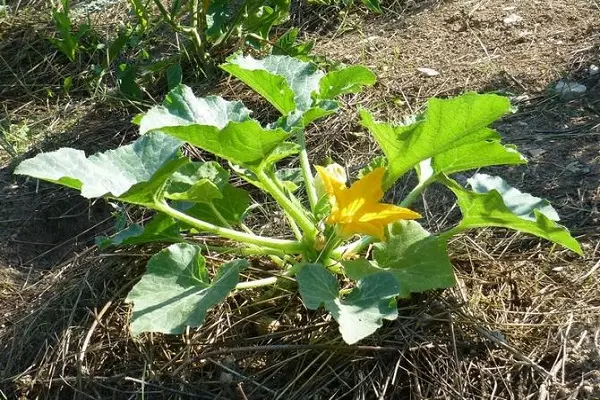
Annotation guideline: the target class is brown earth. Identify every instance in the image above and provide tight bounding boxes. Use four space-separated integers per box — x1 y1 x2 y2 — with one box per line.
1 0 599 399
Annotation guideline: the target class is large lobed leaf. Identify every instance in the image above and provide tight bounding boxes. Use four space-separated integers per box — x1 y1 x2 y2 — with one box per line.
139 84 289 166
221 54 324 114
343 221 456 298
441 174 582 255
14 132 183 199
361 93 523 188
297 264 399 344
221 54 375 126
126 243 247 335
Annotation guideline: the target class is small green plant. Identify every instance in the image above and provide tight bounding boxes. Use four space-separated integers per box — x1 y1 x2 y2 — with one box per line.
47 0 93 62
309 0 382 13
0 120 31 158
136 0 291 75
15 54 582 344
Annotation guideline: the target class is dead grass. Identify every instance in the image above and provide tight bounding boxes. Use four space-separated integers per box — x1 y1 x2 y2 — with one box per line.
1 0 600 399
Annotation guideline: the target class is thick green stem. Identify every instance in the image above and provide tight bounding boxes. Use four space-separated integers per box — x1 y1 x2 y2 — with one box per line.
296 130 319 212
235 277 279 290
255 169 317 241
399 175 437 207
201 244 285 257
315 231 343 264
437 225 466 242
269 172 304 240
331 235 375 259
155 200 304 253
234 260 303 291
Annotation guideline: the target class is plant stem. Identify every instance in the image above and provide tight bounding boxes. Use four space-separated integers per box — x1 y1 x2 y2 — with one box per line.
331 235 374 259
200 244 285 257
235 277 279 290
437 225 465 242
296 129 319 212
255 169 317 241
155 200 304 253
399 175 437 207
208 203 233 228
234 260 303 291
269 173 303 240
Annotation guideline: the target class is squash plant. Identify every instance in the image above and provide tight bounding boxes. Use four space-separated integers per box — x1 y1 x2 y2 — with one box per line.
15 54 582 344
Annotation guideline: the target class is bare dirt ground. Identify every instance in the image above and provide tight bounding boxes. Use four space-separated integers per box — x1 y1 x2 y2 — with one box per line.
1 0 599 399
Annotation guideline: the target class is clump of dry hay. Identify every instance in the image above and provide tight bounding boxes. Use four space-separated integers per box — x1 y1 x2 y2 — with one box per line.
1 231 599 399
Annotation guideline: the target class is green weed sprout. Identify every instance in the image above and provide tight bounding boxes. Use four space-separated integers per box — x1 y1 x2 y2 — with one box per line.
15 54 582 344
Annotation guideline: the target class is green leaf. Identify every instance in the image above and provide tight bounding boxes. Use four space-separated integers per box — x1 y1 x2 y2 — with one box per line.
140 85 251 132
274 27 299 51
357 156 387 179
222 53 323 114
14 132 183 199
139 85 289 165
261 141 301 168
343 221 456 297
161 123 288 166
275 167 303 192
165 161 228 203
186 184 251 227
335 272 398 344
106 30 129 68
166 63 182 90
222 55 374 128
297 263 339 309
118 158 189 206
126 243 247 335
297 264 399 344
442 174 583 255
207 0 289 43
361 93 512 188
96 213 182 249
360 0 381 12
241 0 290 41
117 63 142 101
375 221 455 296
319 66 376 99
422 139 526 180
273 27 315 58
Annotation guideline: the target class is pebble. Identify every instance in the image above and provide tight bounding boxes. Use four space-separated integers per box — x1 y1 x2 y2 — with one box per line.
504 13 523 25
417 67 440 77
589 64 599 76
527 148 546 158
554 80 586 100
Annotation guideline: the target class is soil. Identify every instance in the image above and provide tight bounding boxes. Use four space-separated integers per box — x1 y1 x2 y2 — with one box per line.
0 0 599 399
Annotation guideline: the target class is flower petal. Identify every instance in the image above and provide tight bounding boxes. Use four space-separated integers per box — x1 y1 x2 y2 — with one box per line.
315 165 346 195
345 167 385 204
339 220 386 241
358 204 422 224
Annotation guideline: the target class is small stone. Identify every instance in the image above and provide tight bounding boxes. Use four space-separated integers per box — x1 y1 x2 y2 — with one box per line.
528 148 546 158
582 385 594 396
511 94 530 103
417 67 440 77
555 80 586 100
589 64 599 76
220 372 233 384
504 13 523 25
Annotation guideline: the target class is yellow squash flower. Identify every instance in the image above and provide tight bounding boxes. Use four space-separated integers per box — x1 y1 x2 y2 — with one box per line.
315 166 421 241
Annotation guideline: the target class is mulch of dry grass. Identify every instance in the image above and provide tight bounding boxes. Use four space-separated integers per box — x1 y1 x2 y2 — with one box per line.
1 0 600 399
